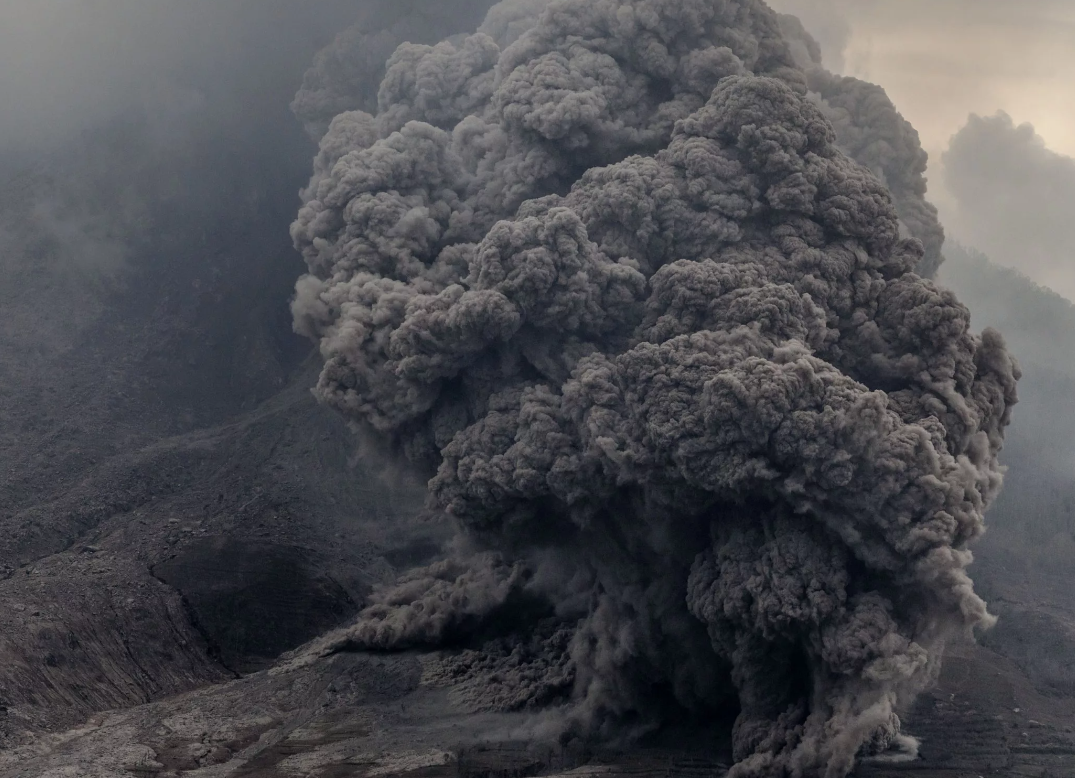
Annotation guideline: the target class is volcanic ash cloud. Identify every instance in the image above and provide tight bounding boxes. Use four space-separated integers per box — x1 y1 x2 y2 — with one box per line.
776 12 946 279
290 1 1019 775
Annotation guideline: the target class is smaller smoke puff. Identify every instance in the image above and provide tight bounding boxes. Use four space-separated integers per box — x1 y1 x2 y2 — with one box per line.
291 1 1018 776
422 620 575 712
943 111 1075 300
291 0 497 139
333 554 528 650
477 0 552 48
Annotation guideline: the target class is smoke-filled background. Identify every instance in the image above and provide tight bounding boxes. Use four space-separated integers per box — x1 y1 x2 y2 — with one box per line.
766 1 1075 156
1 1 1074 776
0 0 501 507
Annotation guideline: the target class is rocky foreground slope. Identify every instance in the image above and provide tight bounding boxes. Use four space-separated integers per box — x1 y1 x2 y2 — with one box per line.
3 635 1075 777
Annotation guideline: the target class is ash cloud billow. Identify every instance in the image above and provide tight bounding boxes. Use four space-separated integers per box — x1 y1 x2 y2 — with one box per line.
775 16 947 279
805 71 947 279
291 0 499 140
290 1 1019 775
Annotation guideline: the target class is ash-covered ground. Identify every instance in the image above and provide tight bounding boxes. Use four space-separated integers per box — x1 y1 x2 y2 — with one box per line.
0 2 1074 777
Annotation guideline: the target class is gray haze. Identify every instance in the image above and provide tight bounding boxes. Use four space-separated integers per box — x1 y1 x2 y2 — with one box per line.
0 0 375 154
0 0 506 750
290 1 1018 775
763 0 850 72
936 242 1075 696
0 0 508 496
0 0 384 320
943 113 1075 301
766 0 1075 167
0 0 470 366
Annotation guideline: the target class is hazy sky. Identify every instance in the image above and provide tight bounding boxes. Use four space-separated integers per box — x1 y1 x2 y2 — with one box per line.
770 0 1075 298
836 0 1075 298
769 0 1075 162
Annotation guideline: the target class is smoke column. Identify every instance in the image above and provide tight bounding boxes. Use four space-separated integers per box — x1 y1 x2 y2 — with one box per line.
775 15 947 279
765 0 850 73
290 1 1019 775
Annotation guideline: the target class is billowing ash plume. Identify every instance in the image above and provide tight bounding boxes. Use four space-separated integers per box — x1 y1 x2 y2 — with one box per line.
807 73 945 279
290 1 1018 775
943 111 1075 301
775 15 946 279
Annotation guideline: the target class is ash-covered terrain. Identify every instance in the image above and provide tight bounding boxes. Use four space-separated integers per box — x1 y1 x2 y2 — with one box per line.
1 1 1074 777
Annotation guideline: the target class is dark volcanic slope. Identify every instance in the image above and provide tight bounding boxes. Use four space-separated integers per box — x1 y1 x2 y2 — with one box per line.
0 43 433 744
0 0 488 753
3 639 1074 777
0 361 439 739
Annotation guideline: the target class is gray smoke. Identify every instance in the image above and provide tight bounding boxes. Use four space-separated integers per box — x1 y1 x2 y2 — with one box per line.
291 0 499 140
807 72 946 279
773 17 946 279
478 0 556 48
943 112 1075 301
291 1 1018 775
423 618 576 713
765 0 850 73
